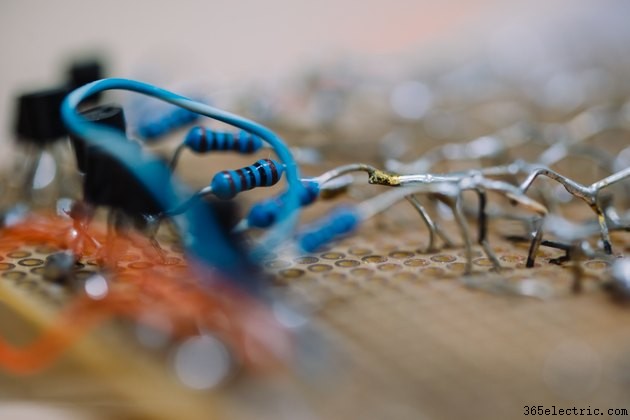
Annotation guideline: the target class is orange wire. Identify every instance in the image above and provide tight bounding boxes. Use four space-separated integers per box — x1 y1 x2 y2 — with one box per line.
0 213 290 375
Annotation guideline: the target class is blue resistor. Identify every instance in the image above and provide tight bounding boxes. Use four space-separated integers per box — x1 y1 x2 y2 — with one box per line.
137 106 199 140
184 126 263 154
211 158 284 200
247 180 320 228
297 207 360 253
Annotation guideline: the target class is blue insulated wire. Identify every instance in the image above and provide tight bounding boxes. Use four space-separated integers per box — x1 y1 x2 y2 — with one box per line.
61 78 305 263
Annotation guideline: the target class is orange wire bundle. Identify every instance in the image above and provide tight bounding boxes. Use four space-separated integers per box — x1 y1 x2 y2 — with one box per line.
0 212 291 375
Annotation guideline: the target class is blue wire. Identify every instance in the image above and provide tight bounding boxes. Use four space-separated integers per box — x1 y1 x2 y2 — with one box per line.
61 78 305 265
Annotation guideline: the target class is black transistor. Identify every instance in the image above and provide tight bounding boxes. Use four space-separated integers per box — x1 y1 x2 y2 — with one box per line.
15 86 68 145
70 104 162 217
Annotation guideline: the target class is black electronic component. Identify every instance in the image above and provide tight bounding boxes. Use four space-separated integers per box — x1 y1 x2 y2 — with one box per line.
14 86 68 144
85 141 163 216
67 59 104 103
70 104 162 216
68 59 103 91
70 104 125 173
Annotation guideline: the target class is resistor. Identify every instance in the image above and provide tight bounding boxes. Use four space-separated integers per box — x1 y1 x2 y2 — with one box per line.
210 158 284 200
295 184 433 252
247 180 320 228
184 126 263 154
296 207 360 253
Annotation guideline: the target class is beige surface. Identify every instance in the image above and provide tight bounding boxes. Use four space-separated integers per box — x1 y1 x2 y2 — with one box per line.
0 0 574 160
0 205 628 420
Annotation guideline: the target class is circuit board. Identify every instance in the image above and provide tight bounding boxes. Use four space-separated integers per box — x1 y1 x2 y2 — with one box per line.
0 146 629 420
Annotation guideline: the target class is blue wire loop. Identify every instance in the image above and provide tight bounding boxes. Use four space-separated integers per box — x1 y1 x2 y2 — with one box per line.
61 78 305 265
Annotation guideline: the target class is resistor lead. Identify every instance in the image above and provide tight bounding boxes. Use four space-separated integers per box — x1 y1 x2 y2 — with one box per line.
297 207 360 253
208 158 285 200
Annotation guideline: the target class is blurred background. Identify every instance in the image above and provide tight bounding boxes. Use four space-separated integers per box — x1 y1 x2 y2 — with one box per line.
1 1 630 419
0 0 581 141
